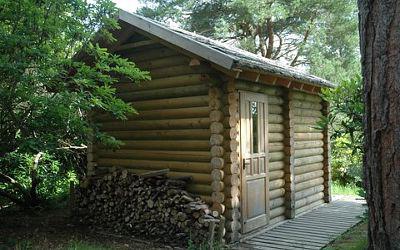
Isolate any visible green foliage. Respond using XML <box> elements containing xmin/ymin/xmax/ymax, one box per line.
<box><xmin>323</xmin><ymin>76</ymin><xmax>363</xmax><ymax>186</ymax></box>
<box><xmin>0</xmin><ymin>0</ymin><xmax>149</xmax><ymax>208</ymax></box>
<box><xmin>332</xmin><ymin>182</ymin><xmax>362</xmax><ymax>196</ymax></box>
<box><xmin>138</xmin><ymin>0</ymin><xmax>360</xmax><ymax>83</ymax></box>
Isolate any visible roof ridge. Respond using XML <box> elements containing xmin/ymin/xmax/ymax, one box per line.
<box><xmin>118</xmin><ymin>9</ymin><xmax>336</xmax><ymax>88</ymax></box>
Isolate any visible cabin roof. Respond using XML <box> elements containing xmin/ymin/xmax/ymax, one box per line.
<box><xmin>118</xmin><ymin>10</ymin><xmax>336</xmax><ymax>88</ymax></box>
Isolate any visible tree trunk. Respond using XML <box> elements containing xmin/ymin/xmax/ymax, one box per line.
<box><xmin>358</xmin><ymin>1</ymin><xmax>400</xmax><ymax>249</ymax></box>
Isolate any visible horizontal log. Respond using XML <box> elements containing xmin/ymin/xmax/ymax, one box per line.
<box><xmin>99</xmin><ymin>140</ymin><xmax>210</xmax><ymax>151</ymax></box>
<box><xmin>224</xmin><ymin>197</ymin><xmax>240</xmax><ymax>209</ymax></box>
<box><xmin>135</xmin><ymin>55</ymin><xmax>190</xmax><ymax>70</ymax></box>
<box><xmin>96</xmin><ymin>106</ymin><xmax>210</xmax><ymax>122</ymax></box>
<box><xmin>223</xmin><ymin>164</ymin><xmax>239</xmax><ymax>175</ymax></box>
<box><xmin>294</xmin><ymin>124</ymin><xmax>322</xmax><ymax>133</ymax></box>
<box><xmin>295</xmin><ymin>177</ymin><xmax>324</xmax><ymax>192</ymax></box>
<box><xmin>294</xmin><ymin>155</ymin><xmax>324</xmax><ymax>167</ymax></box>
<box><xmin>268</xmin><ymin>96</ymin><xmax>284</xmax><ymax>105</ymax></box>
<box><xmin>269</xmin><ymin>170</ymin><xmax>284</xmax><ymax>181</ymax></box>
<box><xmin>294</xmin><ymin>162</ymin><xmax>323</xmax><ymax>175</ymax></box>
<box><xmin>224</xmin><ymin>152</ymin><xmax>239</xmax><ymax>164</ymax></box>
<box><xmin>117</xmin><ymin>84</ymin><xmax>208</xmax><ymax>102</ymax></box>
<box><xmin>270</xmin><ymin>206</ymin><xmax>285</xmax><ymax>219</ymax></box>
<box><xmin>211</xmin><ymin>169</ymin><xmax>224</xmax><ymax>181</ymax></box>
<box><xmin>269</xmin><ymin>104</ymin><xmax>283</xmax><ymax>115</ymax></box>
<box><xmin>187</xmin><ymin>184</ymin><xmax>213</xmax><ymax>195</ymax></box>
<box><xmin>270</xmin><ymin>152</ymin><xmax>285</xmax><ymax>162</ymax></box>
<box><xmin>211</xmin><ymin>202</ymin><xmax>225</xmax><ymax>215</ymax></box>
<box><xmin>223</xmin><ymin>140</ymin><xmax>239</xmax><ymax>152</ymax></box>
<box><xmin>200</xmin><ymin>195</ymin><xmax>213</xmax><ymax>205</ymax></box>
<box><xmin>124</xmin><ymin>46</ymin><xmax>179</xmax><ymax>62</ymax></box>
<box><xmin>97</xmin><ymin>158</ymin><xmax>211</xmax><ymax>174</ymax></box>
<box><xmin>211</xmin><ymin>180</ymin><xmax>225</xmax><ymax>192</ymax></box>
<box><xmin>98</xmin><ymin>149</ymin><xmax>210</xmax><ymax>162</ymax></box>
<box><xmin>295</xmin><ymin>192</ymin><xmax>324</xmax><ymax>209</ymax></box>
<box><xmin>225</xmin><ymin>219</ymin><xmax>241</xmax><ymax>232</ymax></box>
<box><xmin>224</xmin><ymin>208</ymin><xmax>240</xmax><ymax>221</ymax></box>
<box><xmin>270</xmin><ymin>188</ymin><xmax>285</xmax><ymax>199</ymax></box>
<box><xmin>97</xmin><ymin>167</ymin><xmax>212</xmax><ymax>184</ymax></box>
<box><xmin>116</xmin><ymin>74</ymin><xmax>207</xmax><ymax>92</ymax></box>
<box><xmin>269</xmin><ymin>161</ymin><xmax>284</xmax><ymax>171</ymax></box>
<box><xmin>210</xmin><ymin>110</ymin><xmax>224</xmax><ymax>122</ymax></box>
<box><xmin>223</xmin><ymin>117</ymin><xmax>238</xmax><ymax>128</ymax></box>
<box><xmin>269</xmin><ymin>133</ymin><xmax>284</xmax><ymax>142</ymax></box>
<box><xmin>223</xmin><ymin>127</ymin><xmax>239</xmax><ymax>140</ymax></box>
<box><xmin>212</xmin><ymin>192</ymin><xmax>225</xmax><ymax>203</ymax></box>
<box><xmin>104</xmin><ymin>129</ymin><xmax>210</xmax><ymax>140</ymax></box>
<box><xmin>222</xmin><ymin>104</ymin><xmax>239</xmax><ymax>118</ymax></box>
<box><xmin>223</xmin><ymin>174</ymin><xmax>240</xmax><ymax>186</ymax></box>
<box><xmin>293</xmin><ymin>116</ymin><xmax>321</xmax><ymax>125</ymax></box>
<box><xmin>210</xmin><ymin>122</ymin><xmax>224</xmax><ymax>134</ymax></box>
<box><xmin>224</xmin><ymin>185</ymin><xmax>239</xmax><ymax>198</ymax></box>
<box><xmin>149</xmin><ymin>64</ymin><xmax>212</xmax><ymax>79</ymax></box>
<box><xmin>269</xmin><ymin>215</ymin><xmax>286</xmax><ymax>226</ymax></box>
<box><xmin>295</xmin><ymin>185</ymin><xmax>324</xmax><ymax>201</ymax></box>
<box><xmin>293</xmin><ymin>108</ymin><xmax>322</xmax><ymax>117</ymax></box>
<box><xmin>210</xmin><ymin>134</ymin><xmax>224</xmax><ymax>146</ymax></box>
<box><xmin>269</xmin><ymin>114</ymin><xmax>284</xmax><ymax>124</ymax></box>
<box><xmin>270</xmin><ymin>179</ymin><xmax>285</xmax><ymax>190</ymax></box>
<box><xmin>294</xmin><ymin>132</ymin><xmax>324</xmax><ymax>141</ymax></box>
<box><xmin>211</xmin><ymin>157</ymin><xmax>224</xmax><ymax>170</ymax></box>
<box><xmin>113</xmin><ymin>39</ymin><xmax>158</xmax><ymax>52</ymax></box>
<box><xmin>100</xmin><ymin>117</ymin><xmax>210</xmax><ymax>131</ymax></box>
<box><xmin>294</xmin><ymin>140</ymin><xmax>324</xmax><ymax>150</ymax></box>
<box><xmin>292</xmin><ymin>100</ymin><xmax>322</xmax><ymax>111</ymax></box>
<box><xmin>294</xmin><ymin>148</ymin><xmax>324</xmax><ymax>159</ymax></box>
<box><xmin>296</xmin><ymin>199</ymin><xmax>324</xmax><ymax>215</ymax></box>
<box><xmin>269</xmin><ymin>124</ymin><xmax>284</xmax><ymax>133</ymax></box>
<box><xmin>270</xmin><ymin>197</ymin><xmax>285</xmax><ymax>210</ymax></box>
<box><xmin>235</xmin><ymin>80</ymin><xmax>284</xmax><ymax>96</ymax></box>
<box><xmin>295</xmin><ymin>170</ymin><xmax>324</xmax><ymax>184</ymax></box>
<box><xmin>292</xmin><ymin>91</ymin><xmax>321</xmax><ymax>103</ymax></box>
<box><xmin>210</xmin><ymin>146</ymin><xmax>224</xmax><ymax>158</ymax></box>
<box><xmin>133</xmin><ymin>95</ymin><xmax>209</xmax><ymax>110</ymax></box>
<box><xmin>269</xmin><ymin>142</ymin><xmax>284</xmax><ymax>153</ymax></box>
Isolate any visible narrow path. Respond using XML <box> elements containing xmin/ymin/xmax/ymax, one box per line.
<box><xmin>240</xmin><ymin>197</ymin><xmax>366</xmax><ymax>250</ymax></box>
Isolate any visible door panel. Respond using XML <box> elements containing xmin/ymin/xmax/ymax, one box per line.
<box><xmin>240</xmin><ymin>91</ymin><xmax>269</xmax><ymax>233</ymax></box>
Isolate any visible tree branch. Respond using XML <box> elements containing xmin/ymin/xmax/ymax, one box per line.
<box><xmin>265</xmin><ymin>18</ymin><xmax>274</xmax><ymax>58</ymax></box>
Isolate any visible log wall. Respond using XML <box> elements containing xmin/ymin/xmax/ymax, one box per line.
<box><xmin>92</xmin><ymin>36</ymin><xmax>217</xmax><ymax>202</ymax></box>
<box><xmin>292</xmin><ymin>91</ymin><xmax>325</xmax><ymax>215</ymax></box>
<box><xmin>222</xmin><ymin>81</ymin><xmax>241</xmax><ymax>242</ymax></box>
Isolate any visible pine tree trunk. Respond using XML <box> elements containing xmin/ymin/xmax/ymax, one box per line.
<box><xmin>358</xmin><ymin>1</ymin><xmax>400</xmax><ymax>249</ymax></box>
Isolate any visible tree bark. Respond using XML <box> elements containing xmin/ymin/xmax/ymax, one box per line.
<box><xmin>358</xmin><ymin>1</ymin><xmax>400</xmax><ymax>249</ymax></box>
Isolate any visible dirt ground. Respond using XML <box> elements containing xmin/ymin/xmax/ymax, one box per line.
<box><xmin>0</xmin><ymin>208</ymin><xmax>180</xmax><ymax>250</ymax></box>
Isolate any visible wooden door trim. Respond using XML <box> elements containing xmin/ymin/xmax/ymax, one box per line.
<box><xmin>239</xmin><ymin>90</ymin><xmax>270</xmax><ymax>233</ymax></box>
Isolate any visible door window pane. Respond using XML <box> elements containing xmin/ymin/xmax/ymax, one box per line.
<box><xmin>251</xmin><ymin>101</ymin><xmax>259</xmax><ymax>153</ymax></box>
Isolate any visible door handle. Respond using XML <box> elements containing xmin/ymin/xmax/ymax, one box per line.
<box><xmin>243</xmin><ymin>158</ymin><xmax>250</xmax><ymax>170</ymax></box>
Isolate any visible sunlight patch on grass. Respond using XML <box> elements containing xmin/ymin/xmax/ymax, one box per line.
<box><xmin>332</xmin><ymin>182</ymin><xmax>362</xmax><ymax>196</ymax></box>
<box><xmin>66</xmin><ymin>241</ymin><xmax>111</xmax><ymax>250</ymax></box>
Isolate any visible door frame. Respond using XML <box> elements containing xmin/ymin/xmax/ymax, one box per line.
<box><xmin>239</xmin><ymin>90</ymin><xmax>270</xmax><ymax>233</ymax></box>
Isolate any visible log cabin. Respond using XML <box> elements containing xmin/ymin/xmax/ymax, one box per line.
<box><xmin>87</xmin><ymin>10</ymin><xmax>335</xmax><ymax>242</ymax></box>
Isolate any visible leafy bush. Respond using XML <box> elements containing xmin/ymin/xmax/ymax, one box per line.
<box><xmin>323</xmin><ymin>76</ymin><xmax>363</xmax><ymax>186</ymax></box>
<box><xmin>0</xmin><ymin>0</ymin><xmax>149</xmax><ymax>208</ymax></box>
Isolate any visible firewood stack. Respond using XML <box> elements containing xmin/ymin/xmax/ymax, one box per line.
<box><xmin>73</xmin><ymin>169</ymin><xmax>221</xmax><ymax>245</ymax></box>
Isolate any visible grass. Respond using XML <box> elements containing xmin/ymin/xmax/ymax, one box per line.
<box><xmin>324</xmin><ymin>220</ymin><xmax>368</xmax><ymax>250</ymax></box>
<box><xmin>332</xmin><ymin>182</ymin><xmax>362</xmax><ymax>196</ymax></box>
<box><xmin>65</xmin><ymin>241</ymin><xmax>111</xmax><ymax>250</ymax></box>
